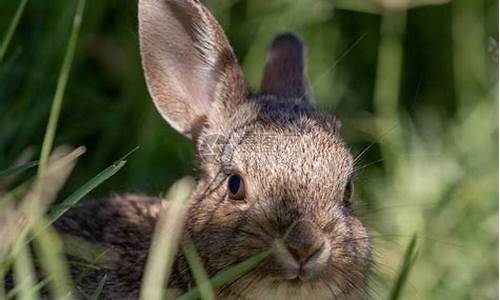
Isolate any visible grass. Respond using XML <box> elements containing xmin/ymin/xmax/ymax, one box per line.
<box><xmin>0</xmin><ymin>0</ymin><xmax>28</xmax><ymax>63</ymax></box>
<box><xmin>181</xmin><ymin>238</ymin><xmax>216</xmax><ymax>300</ymax></box>
<box><xmin>388</xmin><ymin>235</ymin><xmax>418</xmax><ymax>300</ymax></box>
<box><xmin>37</xmin><ymin>0</ymin><xmax>86</xmax><ymax>173</ymax></box>
<box><xmin>0</xmin><ymin>0</ymin><xmax>497</xmax><ymax>299</ymax></box>
<box><xmin>139</xmin><ymin>177</ymin><xmax>195</xmax><ymax>300</ymax></box>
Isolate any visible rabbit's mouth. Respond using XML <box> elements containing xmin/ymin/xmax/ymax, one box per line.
<box><xmin>232</xmin><ymin>233</ymin><xmax>371</xmax><ymax>299</ymax></box>
<box><xmin>223</xmin><ymin>274</ymin><xmax>346</xmax><ymax>300</ymax></box>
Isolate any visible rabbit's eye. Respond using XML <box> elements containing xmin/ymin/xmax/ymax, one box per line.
<box><xmin>228</xmin><ymin>174</ymin><xmax>245</xmax><ymax>200</ymax></box>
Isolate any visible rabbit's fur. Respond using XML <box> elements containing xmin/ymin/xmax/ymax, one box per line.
<box><xmin>54</xmin><ymin>0</ymin><xmax>373</xmax><ymax>299</ymax></box>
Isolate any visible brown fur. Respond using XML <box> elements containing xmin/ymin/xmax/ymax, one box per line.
<box><xmin>54</xmin><ymin>0</ymin><xmax>373</xmax><ymax>299</ymax></box>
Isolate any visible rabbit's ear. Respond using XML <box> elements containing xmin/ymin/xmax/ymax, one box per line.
<box><xmin>261</xmin><ymin>33</ymin><xmax>312</xmax><ymax>103</ymax></box>
<box><xmin>139</xmin><ymin>0</ymin><xmax>248</xmax><ymax>138</ymax></box>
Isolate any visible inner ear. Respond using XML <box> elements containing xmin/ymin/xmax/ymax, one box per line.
<box><xmin>261</xmin><ymin>33</ymin><xmax>312</xmax><ymax>103</ymax></box>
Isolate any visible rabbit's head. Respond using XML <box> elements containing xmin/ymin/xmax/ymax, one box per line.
<box><xmin>139</xmin><ymin>0</ymin><xmax>372</xmax><ymax>298</ymax></box>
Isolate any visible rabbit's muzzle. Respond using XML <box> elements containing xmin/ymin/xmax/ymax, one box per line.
<box><xmin>273</xmin><ymin>220</ymin><xmax>331</xmax><ymax>282</ymax></box>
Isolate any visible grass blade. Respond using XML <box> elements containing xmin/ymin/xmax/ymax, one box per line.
<box><xmin>7</xmin><ymin>148</ymin><xmax>131</xmax><ymax>297</ymax></box>
<box><xmin>38</xmin><ymin>0</ymin><xmax>86</xmax><ymax>173</ymax></box>
<box><xmin>0</xmin><ymin>0</ymin><xmax>28</xmax><ymax>63</ymax></box>
<box><xmin>48</xmin><ymin>146</ymin><xmax>137</xmax><ymax>223</ymax></box>
<box><xmin>12</xmin><ymin>243</ymin><xmax>37</xmax><ymax>300</ymax></box>
<box><xmin>177</xmin><ymin>248</ymin><xmax>272</xmax><ymax>300</ymax></box>
<box><xmin>27</xmin><ymin>147</ymin><xmax>135</xmax><ymax>243</ymax></box>
<box><xmin>1</xmin><ymin>146</ymin><xmax>84</xmax><ymax>300</ymax></box>
<box><xmin>0</xmin><ymin>161</ymin><xmax>38</xmax><ymax>178</ymax></box>
<box><xmin>88</xmin><ymin>275</ymin><xmax>107</xmax><ymax>300</ymax></box>
<box><xmin>388</xmin><ymin>234</ymin><xmax>418</xmax><ymax>300</ymax></box>
<box><xmin>177</xmin><ymin>221</ymin><xmax>295</xmax><ymax>300</ymax></box>
<box><xmin>181</xmin><ymin>237</ymin><xmax>215</xmax><ymax>300</ymax></box>
<box><xmin>0</xmin><ymin>147</ymin><xmax>83</xmax><ymax>270</ymax></box>
<box><xmin>47</xmin><ymin>158</ymin><xmax>127</xmax><ymax>223</ymax></box>
<box><xmin>17</xmin><ymin>147</ymin><xmax>82</xmax><ymax>300</ymax></box>
<box><xmin>139</xmin><ymin>177</ymin><xmax>195</xmax><ymax>300</ymax></box>
<box><xmin>34</xmin><ymin>225</ymin><xmax>74</xmax><ymax>300</ymax></box>
<box><xmin>23</xmin><ymin>158</ymin><xmax>126</xmax><ymax>244</ymax></box>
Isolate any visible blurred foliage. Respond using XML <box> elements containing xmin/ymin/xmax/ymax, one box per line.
<box><xmin>0</xmin><ymin>0</ymin><xmax>498</xmax><ymax>299</ymax></box>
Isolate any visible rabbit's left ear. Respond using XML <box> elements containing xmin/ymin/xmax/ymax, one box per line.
<box><xmin>139</xmin><ymin>0</ymin><xmax>248</xmax><ymax>139</ymax></box>
<box><xmin>261</xmin><ymin>33</ymin><xmax>312</xmax><ymax>104</ymax></box>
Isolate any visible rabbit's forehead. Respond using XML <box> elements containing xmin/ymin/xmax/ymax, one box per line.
<box><xmin>230</xmin><ymin>121</ymin><xmax>353</xmax><ymax>189</ymax></box>
<box><xmin>203</xmin><ymin>100</ymin><xmax>353</xmax><ymax>189</ymax></box>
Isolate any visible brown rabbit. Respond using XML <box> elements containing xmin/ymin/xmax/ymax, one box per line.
<box><xmin>55</xmin><ymin>0</ymin><xmax>373</xmax><ymax>299</ymax></box>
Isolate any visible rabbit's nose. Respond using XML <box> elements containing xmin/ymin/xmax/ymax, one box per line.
<box><xmin>285</xmin><ymin>220</ymin><xmax>326</xmax><ymax>265</ymax></box>
<box><xmin>286</xmin><ymin>240</ymin><xmax>324</xmax><ymax>264</ymax></box>
<box><xmin>276</xmin><ymin>236</ymin><xmax>331</xmax><ymax>282</ymax></box>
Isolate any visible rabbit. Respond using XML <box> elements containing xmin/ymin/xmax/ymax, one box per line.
<box><xmin>53</xmin><ymin>0</ymin><xmax>373</xmax><ymax>299</ymax></box>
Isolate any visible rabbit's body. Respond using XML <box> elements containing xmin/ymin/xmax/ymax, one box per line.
<box><xmin>54</xmin><ymin>195</ymin><xmax>164</xmax><ymax>299</ymax></box>
<box><xmin>54</xmin><ymin>0</ymin><xmax>373</xmax><ymax>299</ymax></box>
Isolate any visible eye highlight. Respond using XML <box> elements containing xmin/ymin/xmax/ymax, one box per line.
<box><xmin>228</xmin><ymin>174</ymin><xmax>246</xmax><ymax>200</ymax></box>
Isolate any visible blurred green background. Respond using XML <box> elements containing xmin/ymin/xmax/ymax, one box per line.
<box><xmin>0</xmin><ymin>0</ymin><xmax>498</xmax><ymax>299</ymax></box>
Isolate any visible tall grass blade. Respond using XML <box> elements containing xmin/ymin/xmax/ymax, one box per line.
<box><xmin>177</xmin><ymin>248</ymin><xmax>273</xmax><ymax>300</ymax></box>
<box><xmin>38</xmin><ymin>0</ymin><xmax>86</xmax><ymax>173</ymax></box>
<box><xmin>15</xmin><ymin>147</ymin><xmax>82</xmax><ymax>300</ymax></box>
<box><xmin>0</xmin><ymin>0</ymin><xmax>28</xmax><ymax>63</ymax></box>
<box><xmin>34</xmin><ymin>225</ymin><xmax>74</xmax><ymax>300</ymax></box>
<box><xmin>4</xmin><ymin>147</ymin><xmax>84</xmax><ymax>255</ymax></box>
<box><xmin>0</xmin><ymin>147</ymin><xmax>82</xmax><ymax>288</ymax></box>
<box><xmin>12</xmin><ymin>243</ymin><xmax>37</xmax><ymax>300</ymax></box>
<box><xmin>139</xmin><ymin>177</ymin><xmax>195</xmax><ymax>300</ymax></box>
<box><xmin>181</xmin><ymin>237</ymin><xmax>215</xmax><ymax>300</ymax></box>
<box><xmin>0</xmin><ymin>146</ymin><xmax>82</xmax><ymax>300</ymax></box>
<box><xmin>388</xmin><ymin>234</ymin><xmax>418</xmax><ymax>300</ymax></box>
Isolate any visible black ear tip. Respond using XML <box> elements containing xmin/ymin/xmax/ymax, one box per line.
<box><xmin>271</xmin><ymin>32</ymin><xmax>304</xmax><ymax>53</ymax></box>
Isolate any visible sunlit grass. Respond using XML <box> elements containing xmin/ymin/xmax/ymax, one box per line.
<box><xmin>181</xmin><ymin>237</ymin><xmax>216</xmax><ymax>300</ymax></box>
<box><xmin>139</xmin><ymin>177</ymin><xmax>195</xmax><ymax>300</ymax></box>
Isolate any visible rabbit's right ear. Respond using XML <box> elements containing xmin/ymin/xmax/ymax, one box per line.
<box><xmin>138</xmin><ymin>0</ymin><xmax>248</xmax><ymax>139</ymax></box>
<box><xmin>261</xmin><ymin>33</ymin><xmax>311</xmax><ymax>103</ymax></box>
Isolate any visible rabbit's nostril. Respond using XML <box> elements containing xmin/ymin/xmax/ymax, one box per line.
<box><xmin>286</xmin><ymin>241</ymin><xmax>324</xmax><ymax>265</ymax></box>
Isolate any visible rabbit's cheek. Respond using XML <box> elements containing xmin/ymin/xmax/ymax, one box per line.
<box><xmin>325</xmin><ymin>216</ymin><xmax>372</xmax><ymax>289</ymax></box>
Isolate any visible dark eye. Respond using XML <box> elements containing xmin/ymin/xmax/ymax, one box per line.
<box><xmin>343</xmin><ymin>180</ymin><xmax>353</xmax><ymax>203</ymax></box>
<box><xmin>228</xmin><ymin>174</ymin><xmax>246</xmax><ymax>200</ymax></box>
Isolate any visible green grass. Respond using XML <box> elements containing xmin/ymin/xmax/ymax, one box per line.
<box><xmin>139</xmin><ymin>177</ymin><xmax>195</xmax><ymax>300</ymax></box>
<box><xmin>37</xmin><ymin>0</ymin><xmax>86</xmax><ymax>174</ymax></box>
<box><xmin>389</xmin><ymin>234</ymin><xmax>418</xmax><ymax>300</ymax></box>
<box><xmin>0</xmin><ymin>0</ymin><xmax>28</xmax><ymax>63</ymax></box>
<box><xmin>181</xmin><ymin>237</ymin><xmax>216</xmax><ymax>300</ymax></box>
<box><xmin>0</xmin><ymin>0</ymin><xmax>497</xmax><ymax>299</ymax></box>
